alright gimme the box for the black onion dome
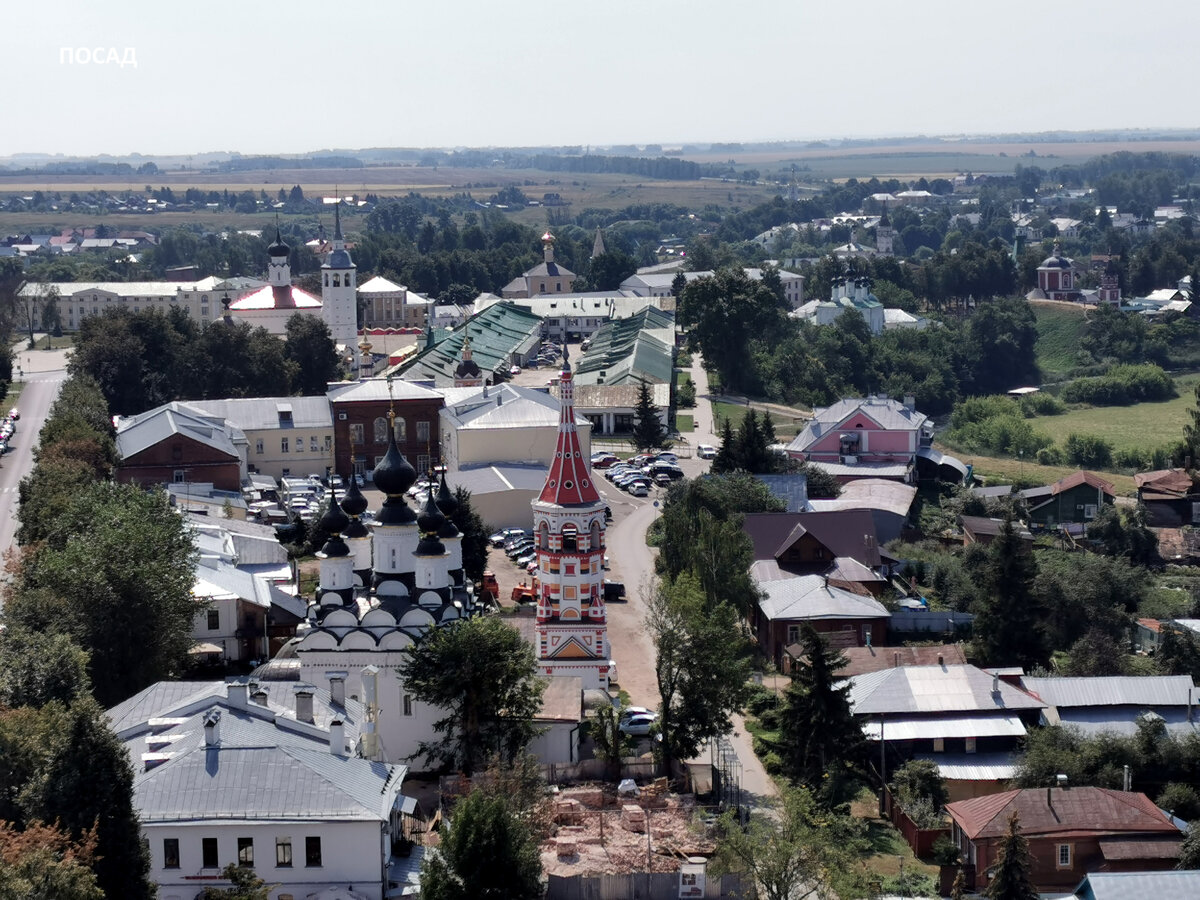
[416,493,447,556]
[454,357,481,379]
[319,490,351,536]
[436,473,460,538]
[319,533,350,558]
[268,228,290,257]
[371,424,417,496]
[343,518,370,539]
[340,475,369,517]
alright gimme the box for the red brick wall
[331,397,445,479]
[119,435,241,492]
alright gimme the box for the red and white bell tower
[532,347,610,691]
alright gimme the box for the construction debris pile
[541,780,715,876]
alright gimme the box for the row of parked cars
[592,451,683,496]
[0,408,18,453]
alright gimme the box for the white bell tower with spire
[321,201,358,348]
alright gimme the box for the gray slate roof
[787,395,928,453]
[848,665,1046,716]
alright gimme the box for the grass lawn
[675,369,692,387]
[711,401,745,432]
[1031,372,1200,455]
[849,790,940,881]
[675,414,694,432]
[1033,301,1088,379]
[33,334,74,350]
[4,381,25,409]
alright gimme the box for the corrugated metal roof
[849,665,1045,715]
[947,787,1178,841]
[135,742,402,823]
[1076,870,1200,900]
[186,396,333,431]
[757,574,890,622]
[1021,675,1195,708]
[863,715,1027,741]
[913,752,1020,781]
[1054,708,1200,737]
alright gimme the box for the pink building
[1026,243,1080,302]
[786,395,960,484]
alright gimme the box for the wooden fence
[882,787,950,857]
[546,871,744,900]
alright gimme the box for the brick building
[327,379,445,481]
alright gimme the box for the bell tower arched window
[562,524,578,553]
[333,273,341,288]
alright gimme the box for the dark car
[603,580,626,603]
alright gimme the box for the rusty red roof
[1051,470,1116,496]
[946,787,1179,841]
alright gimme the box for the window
[416,420,430,443]
[173,470,186,484]
[402,694,414,717]
[786,625,800,644]
[310,436,318,452]
[202,837,218,869]
[295,440,303,453]
[324,435,332,451]
[349,423,364,445]
[255,439,264,454]
[1057,844,1071,867]
[281,438,289,453]
[393,418,407,442]
[932,738,945,753]
[965,736,977,754]
[1083,504,1098,520]
[417,454,430,473]
[237,837,253,867]
[163,838,180,869]
[207,610,220,631]
[374,417,388,444]
[276,837,292,867]
[305,836,322,867]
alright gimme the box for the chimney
[329,718,345,755]
[295,689,314,724]
[227,683,248,708]
[903,394,915,411]
[252,689,270,706]
[894,652,900,668]
[1057,773,1069,790]
[203,710,221,747]
[937,654,944,666]
[992,673,1001,695]
[1047,786,1052,810]
[329,675,346,708]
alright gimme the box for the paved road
[0,369,67,556]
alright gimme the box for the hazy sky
[3,0,1194,157]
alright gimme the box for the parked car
[655,452,678,463]
[619,705,653,723]
[7,409,18,421]
[506,541,536,559]
[697,444,717,459]
[654,473,672,486]
[603,581,626,603]
[515,550,538,568]
[619,713,659,736]
[491,527,526,547]
[628,482,649,497]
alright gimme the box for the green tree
[399,616,546,774]
[984,812,1038,900]
[9,699,154,900]
[0,820,104,900]
[10,482,198,706]
[198,864,276,899]
[1060,629,1130,676]
[586,250,637,292]
[586,704,634,782]
[647,574,752,779]
[283,312,341,395]
[421,787,542,900]
[777,626,867,800]
[1156,625,1200,680]
[0,627,91,708]
[1179,820,1200,869]
[710,784,867,900]
[972,518,1048,670]
[450,485,490,583]
[890,759,950,812]
[631,379,667,450]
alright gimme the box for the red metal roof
[230,284,321,310]
[1051,470,1115,497]
[537,368,600,507]
[947,787,1178,841]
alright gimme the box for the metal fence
[546,872,744,900]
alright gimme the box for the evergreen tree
[631,379,667,449]
[984,813,1038,900]
[671,271,687,297]
[421,787,542,900]
[972,518,1048,669]
[451,486,490,583]
[712,418,738,473]
[198,864,275,899]
[777,626,867,799]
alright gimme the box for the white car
[697,444,717,459]
[619,713,659,736]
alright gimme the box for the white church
[273,356,611,767]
